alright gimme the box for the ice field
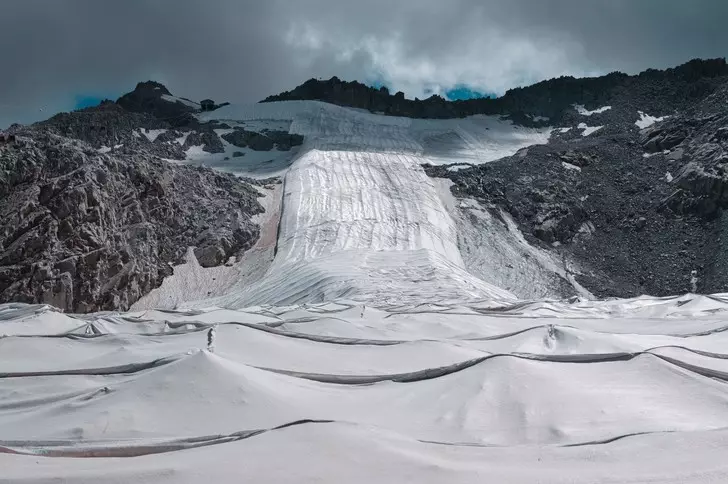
[3,101,728,483]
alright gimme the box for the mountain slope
[3,59,728,483]
[428,72,728,297]
[0,95,266,312]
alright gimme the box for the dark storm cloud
[1,0,727,127]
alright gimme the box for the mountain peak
[116,80,198,127]
[131,80,173,96]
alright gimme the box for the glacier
[3,100,728,483]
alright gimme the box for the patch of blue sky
[366,80,496,101]
[368,80,388,90]
[74,94,114,110]
[444,86,495,101]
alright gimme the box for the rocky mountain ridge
[426,71,728,297]
[0,84,269,313]
[263,58,728,124]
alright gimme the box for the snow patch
[200,100,552,167]
[578,123,603,136]
[574,104,612,116]
[161,94,200,109]
[175,131,191,145]
[447,164,473,172]
[636,111,668,129]
[141,129,167,142]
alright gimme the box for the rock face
[116,81,198,128]
[38,102,188,160]
[221,128,303,152]
[183,130,225,154]
[264,58,728,123]
[426,67,728,298]
[652,86,728,220]
[0,96,265,313]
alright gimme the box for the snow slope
[3,100,727,482]
[195,100,552,170]
[192,101,540,307]
[3,294,728,482]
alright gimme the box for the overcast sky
[1,0,726,127]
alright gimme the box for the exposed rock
[0,128,263,312]
[183,130,224,154]
[116,81,202,128]
[38,102,186,160]
[264,58,728,123]
[222,128,273,151]
[221,128,303,152]
[641,125,689,153]
[426,71,728,298]
[200,99,231,112]
[665,163,728,218]
[559,150,594,168]
[264,130,304,151]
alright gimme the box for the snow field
[3,100,726,482]
[3,294,728,482]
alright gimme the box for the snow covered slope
[4,294,728,482]
[188,101,555,307]
[4,100,728,482]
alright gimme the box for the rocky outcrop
[221,128,303,152]
[116,81,200,128]
[0,80,279,313]
[0,128,264,313]
[38,102,187,160]
[641,84,728,221]
[641,124,689,153]
[183,129,225,154]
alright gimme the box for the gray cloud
[1,0,727,127]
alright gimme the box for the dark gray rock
[222,128,303,152]
[38,102,187,160]
[426,74,728,298]
[0,80,274,312]
[222,128,272,151]
[116,81,199,128]
[263,58,728,123]
[183,130,224,154]
[0,128,263,313]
